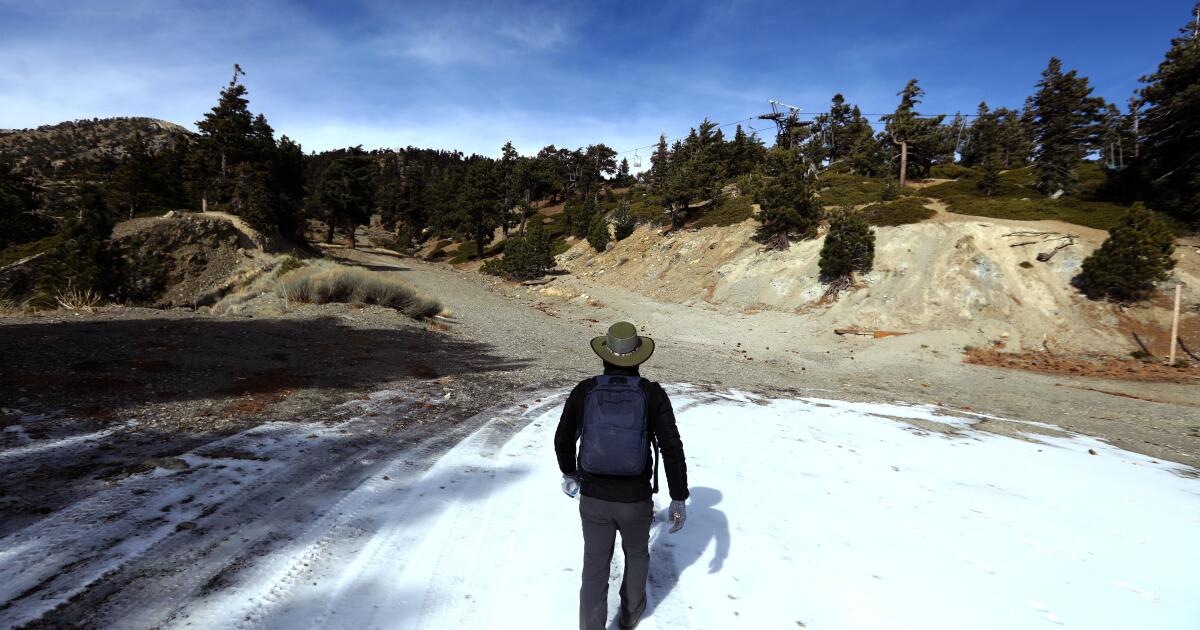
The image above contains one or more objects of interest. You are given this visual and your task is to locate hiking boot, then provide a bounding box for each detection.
[618,612,642,629]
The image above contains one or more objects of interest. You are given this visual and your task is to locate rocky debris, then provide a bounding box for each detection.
[114,212,274,308]
[145,457,190,471]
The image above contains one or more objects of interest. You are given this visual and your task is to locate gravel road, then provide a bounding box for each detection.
[343,247,1200,469]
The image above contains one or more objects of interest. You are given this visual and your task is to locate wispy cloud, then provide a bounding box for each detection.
[0,0,1187,158]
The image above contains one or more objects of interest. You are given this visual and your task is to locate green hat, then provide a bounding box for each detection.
[591,321,655,367]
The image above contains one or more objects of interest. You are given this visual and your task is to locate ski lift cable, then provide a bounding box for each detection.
[614,109,986,158]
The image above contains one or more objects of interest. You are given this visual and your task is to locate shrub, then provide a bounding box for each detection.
[922,163,1160,231]
[484,221,556,280]
[930,163,978,179]
[694,195,754,228]
[275,262,441,318]
[564,198,600,238]
[551,238,572,256]
[1077,203,1176,302]
[860,197,936,226]
[819,209,875,281]
[383,225,421,254]
[586,214,610,252]
[612,204,636,240]
[449,239,506,264]
[880,179,899,201]
[274,255,305,278]
[817,172,898,208]
[977,157,1001,196]
[628,193,665,226]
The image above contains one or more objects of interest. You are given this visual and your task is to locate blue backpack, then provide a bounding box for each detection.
[578,375,660,492]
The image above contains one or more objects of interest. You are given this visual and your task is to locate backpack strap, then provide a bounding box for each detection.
[650,433,661,494]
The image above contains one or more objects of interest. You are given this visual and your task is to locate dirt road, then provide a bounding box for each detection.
[1,246,1198,627]
[342,247,1200,469]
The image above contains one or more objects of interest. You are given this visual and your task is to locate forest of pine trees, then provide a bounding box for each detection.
[1,3,1198,304]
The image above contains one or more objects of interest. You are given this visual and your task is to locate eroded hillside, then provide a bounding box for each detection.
[556,209,1200,354]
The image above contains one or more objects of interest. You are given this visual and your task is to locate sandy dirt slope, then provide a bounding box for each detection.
[556,214,1199,354]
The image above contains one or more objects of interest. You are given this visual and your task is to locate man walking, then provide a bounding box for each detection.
[555,322,689,630]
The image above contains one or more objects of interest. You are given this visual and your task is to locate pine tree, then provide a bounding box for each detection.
[882,79,946,184]
[194,76,255,194]
[41,185,125,301]
[961,102,999,167]
[586,213,610,251]
[978,154,1002,196]
[846,107,886,176]
[662,146,697,229]
[1137,2,1200,225]
[649,134,670,195]
[0,157,54,250]
[615,157,632,187]
[455,158,505,259]
[500,140,520,230]
[270,135,307,240]
[188,67,304,239]
[107,133,164,219]
[1077,204,1176,301]
[818,209,875,282]
[1098,103,1131,170]
[825,93,853,164]
[755,147,820,249]
[313,149,374,248]
[1030,57,1104,195]
[997,106,1035,168]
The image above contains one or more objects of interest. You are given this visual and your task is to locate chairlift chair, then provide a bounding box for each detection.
[633,150,642,169]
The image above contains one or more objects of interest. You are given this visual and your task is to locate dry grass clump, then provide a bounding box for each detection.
[275,262,440,318]
[55,280,102,311]
[0,297,34,317]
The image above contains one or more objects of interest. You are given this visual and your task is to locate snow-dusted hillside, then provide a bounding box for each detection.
[65,387,1194,630]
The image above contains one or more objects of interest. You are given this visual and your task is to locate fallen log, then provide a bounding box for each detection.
[834,328,908,339]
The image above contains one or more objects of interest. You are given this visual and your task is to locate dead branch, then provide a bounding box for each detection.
[1178,337,1200,362]
[1132,332,1153,355]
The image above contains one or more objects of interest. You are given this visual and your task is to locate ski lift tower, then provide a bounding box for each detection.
[758,100,812,149]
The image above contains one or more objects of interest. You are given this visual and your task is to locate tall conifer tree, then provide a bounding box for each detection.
[1137,2,1200,224]
[1029,57,1103,195]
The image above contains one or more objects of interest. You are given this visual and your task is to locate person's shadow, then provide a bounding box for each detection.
[643,487,729,619]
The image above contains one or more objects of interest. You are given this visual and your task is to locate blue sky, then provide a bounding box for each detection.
[0,1,1191,161]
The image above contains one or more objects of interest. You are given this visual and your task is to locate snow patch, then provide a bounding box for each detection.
[168,388,1200,629]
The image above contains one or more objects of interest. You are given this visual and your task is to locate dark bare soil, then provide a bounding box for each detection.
[0,306,532,538]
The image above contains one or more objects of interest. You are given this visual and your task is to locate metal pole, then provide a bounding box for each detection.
[1168,283,1182,365]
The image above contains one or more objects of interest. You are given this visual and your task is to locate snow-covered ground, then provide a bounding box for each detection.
[157,386,1200,630]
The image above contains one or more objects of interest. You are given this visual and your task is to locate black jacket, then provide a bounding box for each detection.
[554,365,689,502]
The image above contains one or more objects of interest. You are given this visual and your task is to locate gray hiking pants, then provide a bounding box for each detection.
[579,495,654,630]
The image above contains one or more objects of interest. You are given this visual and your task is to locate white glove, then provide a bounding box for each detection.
[668,499,686,533]
[561,474,580,498]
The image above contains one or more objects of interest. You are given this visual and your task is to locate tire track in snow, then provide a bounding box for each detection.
[0,419,138,463]
[0,416,370,628]
[170,392,565,630]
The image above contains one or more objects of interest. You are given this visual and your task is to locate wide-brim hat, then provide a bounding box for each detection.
[591,321,655,367]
